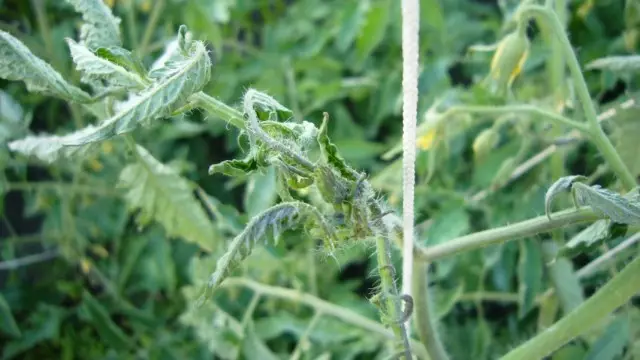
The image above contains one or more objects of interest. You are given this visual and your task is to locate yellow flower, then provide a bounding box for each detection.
[417,129,436,150]
[90,245,109,258]
[104,0,115,7]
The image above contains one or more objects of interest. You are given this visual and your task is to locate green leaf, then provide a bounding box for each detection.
[425,207,470,246]
[118,145,216,251]
[67,39,147,90]
[610,106,640,178]
[0,30,91,102]
[585,315,629,360]
[241,324,279,360]
[8,39,211,161]
[317,115,359,181]
[244,167,278,218]
[355,0,391,68]
[65,0,121,49]
[199,202,335,301]
[573,183,640,225]
[336,1,367,52]
[518,240,542,318]
[586,55,640,72]
[2,304,65,359]
[80,291,133,350]
[209,156,261,177]
[94,46,147,79]
[0,294,20,338]
[541,241,584,313]
[433,282,465,319]
[545,175,587,218]
[561,220,627,257]
[0,90,28,144]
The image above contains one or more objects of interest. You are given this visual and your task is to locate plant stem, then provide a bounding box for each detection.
[412,262,449,360]
[518,5,636,190]
[220,277,430,360]
[192,92,245,130]
[376,237,412,359]
[384,104,586,159]
[577,231,640,279]
[417,207,601,262]
[0,248,59,270]
[500,254,640,360]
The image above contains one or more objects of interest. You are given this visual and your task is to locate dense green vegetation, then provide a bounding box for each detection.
[1,0,640,359]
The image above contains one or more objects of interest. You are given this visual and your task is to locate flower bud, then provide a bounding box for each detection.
[472,128,499,159]
[488,29,530,93]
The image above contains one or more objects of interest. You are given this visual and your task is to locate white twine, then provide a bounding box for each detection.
[401,0,420,296]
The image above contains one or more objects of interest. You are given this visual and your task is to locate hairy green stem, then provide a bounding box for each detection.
[219,277,430,360]
[417,207,601,262]
[192,92,246,130]
[518,5,636,190]
[376,237,412,359]
[500,254,640,360]
[412,262,449,360]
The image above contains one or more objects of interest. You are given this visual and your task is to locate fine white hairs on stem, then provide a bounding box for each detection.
[401,0,419,297]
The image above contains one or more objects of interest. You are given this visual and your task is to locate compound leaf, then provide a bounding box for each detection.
[118,145,216,251]
[67,39,147,90]
[65,0,121,49]
[0,30,91,102]
[9,37,211,160]
[545,175,587,218]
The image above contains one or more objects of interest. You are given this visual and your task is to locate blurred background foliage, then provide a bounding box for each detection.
[1,0,640,359]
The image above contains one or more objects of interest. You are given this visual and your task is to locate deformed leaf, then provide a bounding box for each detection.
[67,39,147,90]
[0,30,91,102]
[118,145,216,251]
[65,0,121,49]
[573,183,640,225]
[199,202,335,302]
[208,156,261,177]
[545,175,587,219]
[9,38,212,159]
[586,55,640,72]
[317,114,359,181]
[8,124,103,163]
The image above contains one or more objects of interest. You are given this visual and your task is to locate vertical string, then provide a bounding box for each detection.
[401,0,420,296]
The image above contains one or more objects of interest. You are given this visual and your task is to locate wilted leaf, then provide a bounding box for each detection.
[65,0,121,49]
[118,145,216,251]
[0,30,91,102]
[545,175,587,218]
